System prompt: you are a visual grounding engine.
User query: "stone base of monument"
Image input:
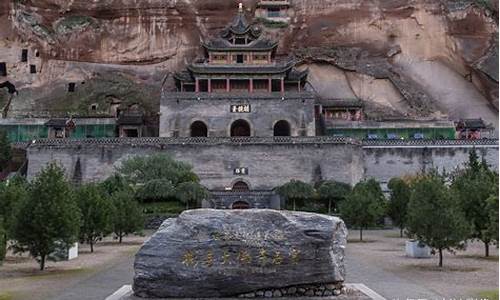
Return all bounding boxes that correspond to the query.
[107,284,384,300]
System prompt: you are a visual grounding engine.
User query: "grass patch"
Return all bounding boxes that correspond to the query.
[406,264,480,272]
[0,292,12,300]
[459,254,499,262]
[478,289,499,300]
[383,232,405,239]
[23,267,90,280]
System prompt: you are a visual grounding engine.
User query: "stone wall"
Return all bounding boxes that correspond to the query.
[26,137,363,190]
[363,141,499,186]
[26,138,499,192]
[160,93,316,138]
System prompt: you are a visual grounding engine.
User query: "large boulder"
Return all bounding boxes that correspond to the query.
[133,209,347,298]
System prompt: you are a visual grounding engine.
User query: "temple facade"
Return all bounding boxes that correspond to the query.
[161,5,313,140]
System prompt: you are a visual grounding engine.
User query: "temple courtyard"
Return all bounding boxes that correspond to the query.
[0,229,497,300]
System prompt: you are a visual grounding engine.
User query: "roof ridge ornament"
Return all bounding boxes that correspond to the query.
[239,3,243,13]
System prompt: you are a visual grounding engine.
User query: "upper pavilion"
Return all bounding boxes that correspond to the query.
[174,3,308,94]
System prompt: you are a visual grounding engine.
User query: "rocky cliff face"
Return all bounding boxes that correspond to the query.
[0,0,497,127]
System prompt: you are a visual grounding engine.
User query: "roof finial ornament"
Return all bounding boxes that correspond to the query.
[238,3,243,13]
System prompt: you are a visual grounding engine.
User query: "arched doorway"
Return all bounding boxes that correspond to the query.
[190,121,208,137]
[274,120,291,136]
[230,120,251,137]
[231,200,251,209]
[232,181,250,192]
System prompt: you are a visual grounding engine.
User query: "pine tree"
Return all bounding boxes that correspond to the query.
[387,178,411,237]
[11,163,80,270]
[317,181,351,214]
[75,183,114,253]
[407,173,470,267]
[339,179,386,241]
[451,149,499,257]
[111,191,143,243]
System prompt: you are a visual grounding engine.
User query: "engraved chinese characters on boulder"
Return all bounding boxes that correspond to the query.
[133,209,347,298]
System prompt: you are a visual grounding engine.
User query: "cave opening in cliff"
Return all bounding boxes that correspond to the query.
[21,49,28,62]
[0,63,6,77]
[68,83,76,92]
[30,65,36,74]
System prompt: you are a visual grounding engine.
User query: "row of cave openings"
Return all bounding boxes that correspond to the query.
[0,49,39,77]
[190,119,291,137]
[0,49,78,94]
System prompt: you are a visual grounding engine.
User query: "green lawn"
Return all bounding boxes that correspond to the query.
[479,289,499,300]
[0,292,12,300]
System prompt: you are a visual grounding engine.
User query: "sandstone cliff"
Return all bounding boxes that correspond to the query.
[0,0,497,129]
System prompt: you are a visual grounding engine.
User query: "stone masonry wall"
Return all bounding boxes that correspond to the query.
[363,143,500,186]
[160,95,316,138]
[26,139,499,191]
[26,138,362,189]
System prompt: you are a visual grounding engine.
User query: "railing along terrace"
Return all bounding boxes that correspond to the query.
[28,136,359,147]
[24,137,499,149]
[362,139,499,147]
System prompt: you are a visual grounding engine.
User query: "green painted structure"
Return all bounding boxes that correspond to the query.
[0,118,116,142]
[325,120,457,140]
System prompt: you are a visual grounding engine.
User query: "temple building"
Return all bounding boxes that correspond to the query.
[162,4,313,139]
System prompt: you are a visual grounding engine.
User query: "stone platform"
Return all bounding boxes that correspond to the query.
[106,284,383,300]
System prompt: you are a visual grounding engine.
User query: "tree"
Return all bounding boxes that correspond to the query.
[100,173,130,196]
[118,154,200,204]
[486,195,498,243]
[11,163,80,270]
[339,179,386,241]
[0,130,11,172]
[0,220,6,265]
[118,154,199,187]
[176,182,210,210]
[111,191,143,243]
[387,178,411,237]
[451,150,499,257]
[406,173,470,267]
[0,177,28,232]
[0,177,28,259]
[135,179,175,202]
[317,181,351,214]
[277,180,315,211]
[75,183,114,253]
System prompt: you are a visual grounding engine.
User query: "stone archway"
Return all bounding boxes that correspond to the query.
[232,181,250,191]
[231,200,251,209]
[190,121,208,137]
[273,120,291,136]
[230,119,251,137]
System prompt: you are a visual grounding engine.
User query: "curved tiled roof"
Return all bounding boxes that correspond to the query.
[188,58,296,75]
[203,38,277,51]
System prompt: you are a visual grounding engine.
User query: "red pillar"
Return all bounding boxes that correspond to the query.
[226,78,230,92]
[208,79,212,93]
[280,78,285,93]
[268,78,272,92]
[249,79,254,93]
[195,79,199,93]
